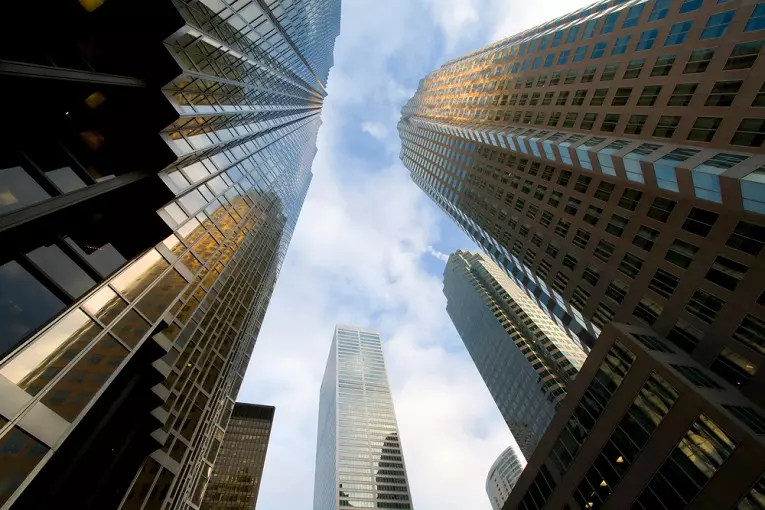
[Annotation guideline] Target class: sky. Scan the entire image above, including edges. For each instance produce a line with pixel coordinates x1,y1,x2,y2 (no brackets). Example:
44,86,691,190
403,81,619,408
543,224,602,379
238,1,594,508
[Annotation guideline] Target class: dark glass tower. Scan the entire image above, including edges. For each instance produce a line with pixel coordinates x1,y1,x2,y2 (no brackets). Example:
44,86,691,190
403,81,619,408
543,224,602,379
0,0,339,508
399,0,765,409
201,403,275,510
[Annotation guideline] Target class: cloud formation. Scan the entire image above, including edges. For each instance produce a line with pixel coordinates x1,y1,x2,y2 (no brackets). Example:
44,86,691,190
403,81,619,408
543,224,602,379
238,0,595,508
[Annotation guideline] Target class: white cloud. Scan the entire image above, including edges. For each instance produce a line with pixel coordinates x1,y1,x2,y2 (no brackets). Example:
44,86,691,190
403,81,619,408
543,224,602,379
237,0,595,509
361,121,389,140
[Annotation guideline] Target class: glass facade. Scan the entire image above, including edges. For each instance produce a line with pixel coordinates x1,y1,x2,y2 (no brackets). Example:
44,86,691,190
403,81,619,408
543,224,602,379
444,250,587,458
0,0,339,508
201,403,274,510
313,326,414,509
486,445,526,510
399,0,765,411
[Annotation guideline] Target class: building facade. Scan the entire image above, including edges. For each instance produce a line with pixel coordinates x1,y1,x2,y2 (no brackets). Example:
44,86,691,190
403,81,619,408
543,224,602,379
504,321,765,510
399,0,765,409
444,250,587,457
486,445,526,510
0,0,339,508
200,403,274,510
313,325,414,509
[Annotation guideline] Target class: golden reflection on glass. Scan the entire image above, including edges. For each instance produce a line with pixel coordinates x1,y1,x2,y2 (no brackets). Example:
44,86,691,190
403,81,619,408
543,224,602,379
0,309,102,396
177,217,205,246
192,234,219,262
112,249,170,302
83,286,127,326
112,309,151,348
135,269,189,322
0,426,49,506
40,335,128,421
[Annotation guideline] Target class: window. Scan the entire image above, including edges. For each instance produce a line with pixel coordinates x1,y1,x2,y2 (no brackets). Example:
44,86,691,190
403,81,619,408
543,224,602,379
573,90,587,106
701,10,735,39
590,89,608,106
691,152,747,202
684,48,715,74
625,114,647,134
649,0,671,21
734,314,765,355
731,118,765,147
647,197,676,222
612,36,631,55
686,289,725,324
601,12,619,35
680,0,703,13
550,71,562,85
619,188,643,212
671,365,723,389
595,240,615,262
666,238,699,269
624,58,645,79
612,87,632,106
582,265,600,286
633,225,660,251
552,271,569,293
653,116,680,138
601,114,620,132
557,170,572,187
563,253,579,271
584,205,602,225
683,207,719,237
619,252,644,279
665,22,692,46
542,92,554,105
581,66,597,83
573,45,588,63
540,211,554,227
564,70,577,84
724,41,764,70
574,175,592,194
668,318,704,352
637,85,662,106
606,280,629,304
555,219,570,238
650,269,679,298
634,296,664,325
623,4,645,28
706,81,742,106
566,25,581,44
556,91,569,105
636,29,659,51
565,197,581,216
706,256,748,291
727,221,765,255
563,113,578,128
651,54,676,76
601,63,619,81
546,242,560,259
594,181,615,202
606,214,629,237
571,286,589,312
745,3,765,32
548,112,561,126
668,83,697,106
724,406,765,435
591,42,607,59
654,148,700,192
581,113,598,130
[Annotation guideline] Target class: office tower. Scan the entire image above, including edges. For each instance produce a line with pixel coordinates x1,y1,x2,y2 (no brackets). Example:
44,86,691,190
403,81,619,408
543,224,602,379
313,325,414,510
487,445,526,510
399,0,765,408
0,0,339,508
444,250,587,457
201,403,274,510
503,321,765,510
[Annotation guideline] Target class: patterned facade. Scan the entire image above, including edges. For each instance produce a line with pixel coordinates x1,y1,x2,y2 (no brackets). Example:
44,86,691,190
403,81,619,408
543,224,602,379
444,250,587,457
201,403,274,510
400,0,765,410
0,0,339,508
486,445,526,510
313,325,414,509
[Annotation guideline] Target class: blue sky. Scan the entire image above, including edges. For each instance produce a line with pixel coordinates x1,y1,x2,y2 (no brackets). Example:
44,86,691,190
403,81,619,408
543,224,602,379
238,0,593,508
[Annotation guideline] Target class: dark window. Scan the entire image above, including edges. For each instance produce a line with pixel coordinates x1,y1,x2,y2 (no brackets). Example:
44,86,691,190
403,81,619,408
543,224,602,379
727,221,765,256
574,176,592,194
590,89,608,106
705,81,742,106
671,365,723,389
734,315,765,355
623,58,645,79
705,256,748,291
667,83,697,106
651,54,676,76
724,40,764,70
647,197,676,222
625,114,647,134
712,349,757,388
601,63,619,81
573,90,588,106
563,113,578,128
601,114,620,132
682,208,718,237
581,113,598,130
618,252,644,279
594,182,615,202
594,240,615,263
606,214,629,237
573,228,591,249
612,87,632,106
557,170,572,187
686,289,725,324
606,280,629,303
667,319,704,352
618,188,643,211
634,296,664,325
637,85,662,106
583,205,603,225
583,265,600,286
556,91,570,105
665,239,699,269
649,269,679,298
633,226,660,251
653,115,680,137
563,254,579,271
731,118,765,147
581,66,597,83
684,48,715,73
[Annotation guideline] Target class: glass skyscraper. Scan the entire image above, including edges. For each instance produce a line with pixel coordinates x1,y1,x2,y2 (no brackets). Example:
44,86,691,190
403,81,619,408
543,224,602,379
444,250,587,457
313,325,414,510
486,445,526,510
0,0,339,508
399,0,765,410
201,403,275,510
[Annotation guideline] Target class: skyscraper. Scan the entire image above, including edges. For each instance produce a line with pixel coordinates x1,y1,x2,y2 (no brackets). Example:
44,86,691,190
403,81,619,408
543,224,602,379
0,0,339,508
444,250,587,457
486,445,526,510
313,325,414,510
201,403,275,510
400,0,765,409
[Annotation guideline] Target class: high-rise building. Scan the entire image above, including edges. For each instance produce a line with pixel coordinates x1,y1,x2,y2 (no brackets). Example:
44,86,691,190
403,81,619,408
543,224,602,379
313,325,414,510
444,250,587,457
0,0,339,508
503,321,765,510
201,403,275,510
399,0,765,409
486,445,526,510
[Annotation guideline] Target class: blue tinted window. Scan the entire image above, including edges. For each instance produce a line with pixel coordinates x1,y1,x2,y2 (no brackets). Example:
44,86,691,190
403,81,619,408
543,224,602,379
518,42,527,56
566,25,581,43
649,0,671,21
665,21,693,46
680,0,704,13
591,42,608,59
544,54,555,67
558,50,571,65
573,45,588,63
552,30,564,47
745,3,765,32
601,12,620,34
612,35,631,55
582,19,599,39
521,59,529,71
512,62,520,73
529,38,538,54
623,4,645,28
701,11,735,39
539,35,550,50
636,29,659,51
532,56,542,69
